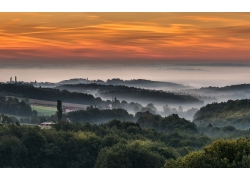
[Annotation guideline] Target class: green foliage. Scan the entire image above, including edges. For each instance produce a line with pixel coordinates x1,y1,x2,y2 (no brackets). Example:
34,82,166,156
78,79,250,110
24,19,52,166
95,140,167,168
0,95,34,117
66,108,134,123
194,99,250,129
57,100,62,121
137,112,197,133
0,118,191,168
165,138,250,168
0,84,105,106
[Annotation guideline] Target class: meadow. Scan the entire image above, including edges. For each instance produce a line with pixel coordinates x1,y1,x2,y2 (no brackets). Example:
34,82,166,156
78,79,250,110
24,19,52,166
31,105,56,116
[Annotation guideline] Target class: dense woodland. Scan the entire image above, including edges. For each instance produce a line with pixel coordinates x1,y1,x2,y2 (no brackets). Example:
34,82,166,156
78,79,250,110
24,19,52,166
0,93,36,117
2,117,250,167
2,81,250,168
67,107,134,123
165,138,250,168
57,83,203,106
59,78,186,89
193,99,250,129
100,89,203,105
0,120,209,168
0,84,105,106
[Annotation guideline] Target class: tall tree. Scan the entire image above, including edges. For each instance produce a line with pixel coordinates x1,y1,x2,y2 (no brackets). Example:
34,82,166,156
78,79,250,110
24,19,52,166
57,100,62,121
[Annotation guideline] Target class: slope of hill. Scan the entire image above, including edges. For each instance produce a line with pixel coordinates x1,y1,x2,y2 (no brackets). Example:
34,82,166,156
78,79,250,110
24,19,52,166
0,84,106,106
59,78,189,90
56,83,204,107
193,99,250,129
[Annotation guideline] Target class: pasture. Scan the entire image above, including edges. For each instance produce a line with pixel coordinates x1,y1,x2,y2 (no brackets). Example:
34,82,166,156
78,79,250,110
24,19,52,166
31,105,57,116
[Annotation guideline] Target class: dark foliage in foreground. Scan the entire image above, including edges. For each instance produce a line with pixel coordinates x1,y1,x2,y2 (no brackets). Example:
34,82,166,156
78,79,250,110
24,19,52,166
165,138,250,168
193,99,250,129
0,119,211,168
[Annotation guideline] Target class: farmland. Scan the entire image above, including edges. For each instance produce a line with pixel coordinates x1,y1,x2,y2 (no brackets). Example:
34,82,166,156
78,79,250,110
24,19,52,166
31,105,57,116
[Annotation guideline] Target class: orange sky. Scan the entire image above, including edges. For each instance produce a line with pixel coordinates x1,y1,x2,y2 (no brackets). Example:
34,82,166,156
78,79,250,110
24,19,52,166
1,12,250,63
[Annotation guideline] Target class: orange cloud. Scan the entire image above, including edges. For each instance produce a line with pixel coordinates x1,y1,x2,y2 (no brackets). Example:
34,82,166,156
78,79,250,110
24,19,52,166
0,12,250,62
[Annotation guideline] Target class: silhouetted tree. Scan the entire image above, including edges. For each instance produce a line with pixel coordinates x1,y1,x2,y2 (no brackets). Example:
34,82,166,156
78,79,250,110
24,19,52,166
57,100,62,121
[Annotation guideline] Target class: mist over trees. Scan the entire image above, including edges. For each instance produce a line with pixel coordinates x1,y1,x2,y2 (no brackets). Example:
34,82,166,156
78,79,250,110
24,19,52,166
0,93,37,117
0,84,105,106
193,99,250,129
165,138,250,168
2,77,250,168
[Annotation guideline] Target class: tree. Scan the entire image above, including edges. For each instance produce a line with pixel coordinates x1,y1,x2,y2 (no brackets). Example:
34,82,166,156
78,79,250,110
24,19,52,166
163,104,171,116
178,106,183,113
57,100,62,121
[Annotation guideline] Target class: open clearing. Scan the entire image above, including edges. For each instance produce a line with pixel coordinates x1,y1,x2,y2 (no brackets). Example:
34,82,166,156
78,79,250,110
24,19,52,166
28,98,88,109
31,105,57,116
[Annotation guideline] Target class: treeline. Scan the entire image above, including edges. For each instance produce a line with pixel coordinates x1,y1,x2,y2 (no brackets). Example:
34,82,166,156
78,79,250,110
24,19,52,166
198,123,250,139
100,89,203,106
0,94,36,117
67,107,134,123
0,120,210,168
162,104,198,120
188,84,250,94
56,83,203,106
0,84,105,106
165,138,250,168
58,78,185,89
193,99,250,129
136,112,197,133
3,114,250,167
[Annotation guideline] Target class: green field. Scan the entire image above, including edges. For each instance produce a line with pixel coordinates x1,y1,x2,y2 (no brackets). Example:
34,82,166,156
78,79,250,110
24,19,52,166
31,105,56,116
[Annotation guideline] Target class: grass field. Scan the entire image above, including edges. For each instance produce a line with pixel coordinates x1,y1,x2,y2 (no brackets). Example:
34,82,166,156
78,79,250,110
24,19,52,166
31,105,57,116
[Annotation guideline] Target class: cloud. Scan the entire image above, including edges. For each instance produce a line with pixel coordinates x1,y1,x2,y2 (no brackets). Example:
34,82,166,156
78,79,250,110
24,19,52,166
0,13,250,62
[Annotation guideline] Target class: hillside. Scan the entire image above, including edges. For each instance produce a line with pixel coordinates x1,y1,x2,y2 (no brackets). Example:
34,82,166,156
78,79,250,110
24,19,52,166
193,99,250,129
58,78,188,89
57,83,203,106
0,84,106,107
183,84,250,102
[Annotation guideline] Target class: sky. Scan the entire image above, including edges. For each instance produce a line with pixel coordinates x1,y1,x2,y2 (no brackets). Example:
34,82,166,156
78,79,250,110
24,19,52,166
1,12,250,65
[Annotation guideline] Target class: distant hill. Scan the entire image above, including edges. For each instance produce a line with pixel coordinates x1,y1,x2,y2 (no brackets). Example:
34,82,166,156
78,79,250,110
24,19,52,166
136,112,197,133
56,83,204,106
59,78,105,85
59,78,189,90
182,84,250,103
186,84,250,94
106,78,188,89
0,84,106,107
193,99,250,129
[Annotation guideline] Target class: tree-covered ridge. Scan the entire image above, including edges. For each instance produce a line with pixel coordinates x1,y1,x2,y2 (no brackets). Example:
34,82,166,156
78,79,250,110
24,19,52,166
193,99,250,129
100,89,203,105
58,78,186,89
0,94,36,117
189,84,250,93
57,83,203,106
0,120,210,168
136,112,197,133
165,138,250,168
66,107,134,123
0,84,104,106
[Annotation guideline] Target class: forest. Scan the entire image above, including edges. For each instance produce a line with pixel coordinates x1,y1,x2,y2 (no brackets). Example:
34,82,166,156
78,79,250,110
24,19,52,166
2,116,250,168
57,83,203,106
0,83,105,106
193,99,250,129
1,82,250,168
58,78,186,89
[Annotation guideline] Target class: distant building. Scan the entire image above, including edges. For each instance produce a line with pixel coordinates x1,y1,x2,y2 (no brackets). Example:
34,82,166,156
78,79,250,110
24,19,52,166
40,122,55,126
64,106,85,113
